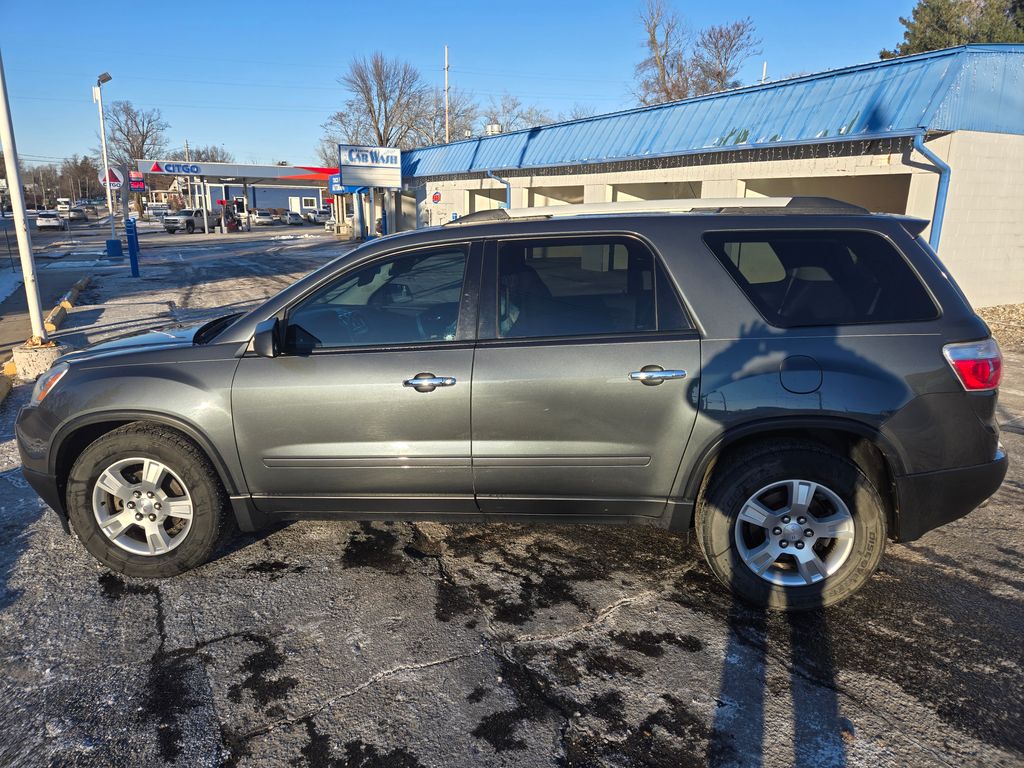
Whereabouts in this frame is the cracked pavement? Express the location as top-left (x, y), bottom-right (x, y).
top-left (0, 235), bottom-right (1021, 767)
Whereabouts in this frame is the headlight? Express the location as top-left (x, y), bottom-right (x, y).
top-left (31, 363), bottom-right (68, 405)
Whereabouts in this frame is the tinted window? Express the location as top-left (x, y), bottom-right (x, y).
top-left (497, 237), bottom-right (688, 339)
top-left (703, 230), bottom-right (937, 327)
top-left (287, 248), bottom-right (467, 351)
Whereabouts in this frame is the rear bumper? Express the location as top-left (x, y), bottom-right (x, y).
top-left (894, 448), bottom-right (1008, 542)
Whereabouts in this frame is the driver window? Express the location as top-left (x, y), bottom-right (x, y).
top-left (286, 247), bottom-right (468, 351)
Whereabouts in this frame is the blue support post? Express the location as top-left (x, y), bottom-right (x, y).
top-left (124, 217), bottom-right (140, 277)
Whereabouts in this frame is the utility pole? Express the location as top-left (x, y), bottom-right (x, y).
top-left (184, 139), bottom-right (193, 208)
top-left (0, 49), bottom-right (47, 343)
top-left (444, 45), bottom-right (450, 144)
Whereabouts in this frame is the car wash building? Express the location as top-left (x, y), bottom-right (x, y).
top-left (399, 44), bottom-right (1024, 307)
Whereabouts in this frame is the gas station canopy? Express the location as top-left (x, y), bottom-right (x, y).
top-left (136, 160), bottom-right (335, 185)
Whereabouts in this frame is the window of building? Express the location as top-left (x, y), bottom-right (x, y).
top-left (703, 230), bottom-right (937, 327)
top-left (496, 237), bottom-right (688, 339)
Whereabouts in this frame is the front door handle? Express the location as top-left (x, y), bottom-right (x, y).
top-left (403, 372), bottom-right (457, 393)
top-left (629, 366), bottom-right (687, 386)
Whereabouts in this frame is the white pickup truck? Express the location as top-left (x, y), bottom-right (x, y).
top-left (163, 209), bottom-right (212, 234)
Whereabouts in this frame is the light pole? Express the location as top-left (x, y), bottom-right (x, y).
top-left (0, 49), bottom-right (47, 343)
top-left (93, 71), bottom-right (116, 239)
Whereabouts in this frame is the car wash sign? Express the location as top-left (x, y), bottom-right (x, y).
top-left (337, 145), bottom-right (401, 189)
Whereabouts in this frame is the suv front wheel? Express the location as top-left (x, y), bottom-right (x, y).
top-left (696, 440), bottom-right (886, 610)
top-left (66, 423), bottom-right (231, 577)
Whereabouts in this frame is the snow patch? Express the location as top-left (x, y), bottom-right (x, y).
top-left (0, 271), bottom-right (24, 303)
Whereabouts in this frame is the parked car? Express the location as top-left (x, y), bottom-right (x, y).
top-left (34, 211), bottom-right (67, 230)
top-left (310, 207), bottom-right (331, 223)
top-left (162, 209), bottom-right (211, 234)
top-left (251, 209), bottom-right (275, 226)
top-left (67, 207), bottom-right (88, 221)
top-left (16, 198), bottom-right (1007, 610)
top-left (282, 211), bottom-right (304, 225)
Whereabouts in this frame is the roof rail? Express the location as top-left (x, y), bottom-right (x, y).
top-left (444, 197), bottom-right (869, 226)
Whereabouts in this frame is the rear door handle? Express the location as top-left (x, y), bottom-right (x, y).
top-left (629, 367), bottom-right (687, 386)
top-left (404, 372), bottom-right (457, 392)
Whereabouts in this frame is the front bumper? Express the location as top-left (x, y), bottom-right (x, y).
top-left (894, 448), bottom-right (1008, 542)
top-left (22, 466), bottom-right (69, 532)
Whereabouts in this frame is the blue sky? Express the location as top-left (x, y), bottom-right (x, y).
top-left (2, 0), bottom-right (915, 167)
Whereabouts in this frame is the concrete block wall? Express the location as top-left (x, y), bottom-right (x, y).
top-left (929, 131), bottom-right (1024, 307)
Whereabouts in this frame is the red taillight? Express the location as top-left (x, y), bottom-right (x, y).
top-left (943, 338), bottom-right (1002, 391)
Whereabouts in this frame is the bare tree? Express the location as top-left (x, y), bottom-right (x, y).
top-left (559, 103), bottom-right (598, 122)
top-left (634, 0), bottom-right (692, 105)
top-left (184, 144), bottom-right (235, 163)
top-left (322, 53), bottom-right (429, 151)
top-left (482, 93), bottom-right (551, 133)
top-left (59, 155), bottom-right (100, 200)
top-left (634, 1), bottom-right (761, 104)
top-left (692, 18), bottom-right (761, 91)
top-left (416, 86), bottom-right (480, 144)
top-left (100, 101), bottom-right (169, 168)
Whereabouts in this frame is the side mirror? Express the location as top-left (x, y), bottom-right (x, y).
top-left (253, 317), bottom-right (280, 358)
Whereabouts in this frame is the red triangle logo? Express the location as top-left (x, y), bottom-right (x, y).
top-left (105, 169), bottom-right (120, 182)
top-left (150, 162), bottom-right (162, 172)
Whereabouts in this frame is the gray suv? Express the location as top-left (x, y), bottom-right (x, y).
top-left (16, 198), bottom-right (1007, 609)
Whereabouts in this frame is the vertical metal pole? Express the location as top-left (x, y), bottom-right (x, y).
top-left (444, 45), bottom-right (450, 143)
top-left (0, 50), bottom-right (47, 343)
top-left (369, 187), bottom-right (376, 238)
top-left (201, 178), bottom-right (210, 234)
top-left (243, 180), bottom-right (250, 230)
top-left (184, 139), bottom-right (194, 208)
top-left (94, 82), bottom-right (116, 239)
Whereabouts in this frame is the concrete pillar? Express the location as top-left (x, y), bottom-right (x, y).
top-left (584, 184), bottom-right (613, 204)
top-left (701, 179), bottom-right (743, 199)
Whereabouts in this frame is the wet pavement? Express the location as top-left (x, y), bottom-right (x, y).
top-left (0, 238), bottom-right (1020, 767)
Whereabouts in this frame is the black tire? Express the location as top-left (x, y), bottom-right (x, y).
top-left (695, 439), bottom-right (885, 610)
top-left (66, 423), bottom-right (232, 578)
top-left (185, 221), bottom-right (195, 234)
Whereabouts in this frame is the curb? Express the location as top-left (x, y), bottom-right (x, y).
top-left (44, 276), bottom-right (90, 333)
top-left (1, 275), bottom-right (92, 395)
top-left (0, 357), bottom-right (12, 407)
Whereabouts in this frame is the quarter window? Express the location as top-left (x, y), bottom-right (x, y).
top-left (497, 237), bottom-right (688, 339)
top-left (703, 230), bottom-right (937, 327)
top-left (286, 248), bottom-right (467, 351)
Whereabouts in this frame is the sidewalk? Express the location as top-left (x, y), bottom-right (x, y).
top-left (0, 265), bottom-right (95, 357)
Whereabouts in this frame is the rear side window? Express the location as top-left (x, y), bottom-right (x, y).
top-left (496, 237), bottom-right (689, 339)
top-left (703, 230), bottom-right (937, 327)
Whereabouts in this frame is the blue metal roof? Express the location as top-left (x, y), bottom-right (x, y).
top-left (402, 45), bottom-right (1024, 179)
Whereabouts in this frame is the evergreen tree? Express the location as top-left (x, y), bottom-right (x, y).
top-left (881, 0), bottom-right (1024, 58)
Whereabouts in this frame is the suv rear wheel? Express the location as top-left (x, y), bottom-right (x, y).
top-left (696, 440), bottom-right (885, 610)
top-left (66, 423), bottom-right (231, 577)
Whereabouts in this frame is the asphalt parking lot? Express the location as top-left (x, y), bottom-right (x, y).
top-left (0, 239), bottom-right (1021, 768)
